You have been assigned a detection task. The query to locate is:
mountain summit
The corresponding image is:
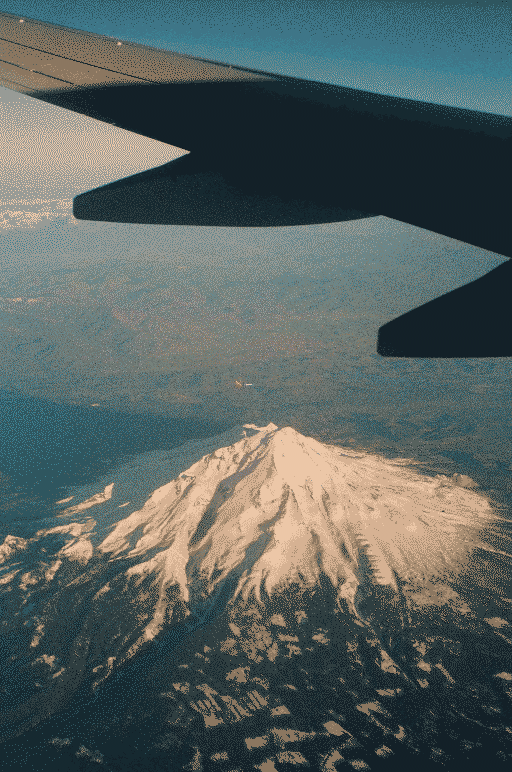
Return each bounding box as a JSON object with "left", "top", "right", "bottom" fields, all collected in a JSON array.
[
  {"left": 1, "top": 423, "right": 511, "bottom": 769},
  {"left": 98, "top": 421, "right": 493, "bottom": 643}
]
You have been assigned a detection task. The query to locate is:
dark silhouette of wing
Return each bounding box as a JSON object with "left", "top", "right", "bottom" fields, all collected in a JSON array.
[
  {"left": 1, "top": 12, "right": 510, "bottom": 356},
  {"left": 378, "top": 261, "right": 512, "bottom": 357}
]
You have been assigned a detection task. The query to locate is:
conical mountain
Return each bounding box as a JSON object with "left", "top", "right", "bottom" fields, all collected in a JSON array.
[
  {"left": 97, "top": 421, "right": 493, "bottom": 642},
  {"left": 1, "top": 423, "right": 510, "bottom": 770}
]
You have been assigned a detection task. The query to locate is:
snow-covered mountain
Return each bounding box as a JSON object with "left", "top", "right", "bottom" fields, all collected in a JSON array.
[{"left": 1, "top": 423, "right": 511, "bottom": 769}]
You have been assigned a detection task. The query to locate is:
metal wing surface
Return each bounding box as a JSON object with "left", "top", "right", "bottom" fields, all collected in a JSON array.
[{"left": 1, "top": 12, "right": 510, "bottom": 356}]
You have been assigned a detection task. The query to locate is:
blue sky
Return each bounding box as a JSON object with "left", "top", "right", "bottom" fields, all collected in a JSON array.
[{"left": 3, "top": 0, "right": 511, "bottom": 114}]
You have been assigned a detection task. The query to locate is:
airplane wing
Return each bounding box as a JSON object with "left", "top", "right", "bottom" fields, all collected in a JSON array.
[{"left": 1, "top": 12, "right": 510, "bottom": 357}]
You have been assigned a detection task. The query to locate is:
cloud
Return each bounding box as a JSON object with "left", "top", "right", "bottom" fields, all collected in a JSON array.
[{"left": 0, "top": 199, "right": 75, "bottom": 230}]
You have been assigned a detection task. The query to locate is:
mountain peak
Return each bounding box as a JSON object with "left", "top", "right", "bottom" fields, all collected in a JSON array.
[
  {"left": 1, "top": 422, "right": 503, "bottom": 754},
  {"left": 97, "top": 421, "right": 492, "bottom": 634}
]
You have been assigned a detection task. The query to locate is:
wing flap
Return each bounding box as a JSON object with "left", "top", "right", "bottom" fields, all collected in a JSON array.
[
  {"left": 0, "top": 60, "right": 71, "bottom": 91},
  {"left": 0, "top": 39, "right": 144, "bottom": 87},
  {"left": 0, "top": 13, "right": 274, "bottom": 86}
]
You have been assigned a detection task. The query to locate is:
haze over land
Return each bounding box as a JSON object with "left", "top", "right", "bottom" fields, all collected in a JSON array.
[{"left": 1, "top": 208, "right": 511, "bottom": 517}]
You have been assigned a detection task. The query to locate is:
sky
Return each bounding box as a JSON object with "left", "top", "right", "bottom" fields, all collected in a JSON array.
[{"left": 1, "top": 0, "right": 511, "bottom": 205}]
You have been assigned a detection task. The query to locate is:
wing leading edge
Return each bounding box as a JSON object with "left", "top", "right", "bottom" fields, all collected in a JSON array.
[{"left": 1, "top": 12, "right": 510, "bottom": 356}]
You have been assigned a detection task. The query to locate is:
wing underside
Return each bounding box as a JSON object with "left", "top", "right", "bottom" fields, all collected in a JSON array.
[{"left": 1, "top": 12, "right": 510, "bottom": 356}]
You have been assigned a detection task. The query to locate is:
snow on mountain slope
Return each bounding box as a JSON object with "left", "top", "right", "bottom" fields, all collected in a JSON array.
[
  {"left": 0, "top": 422, "right": 509, "bottom": 750},
  {"left": 97, "top": 421, "right": 496, "bottom": 633}
]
